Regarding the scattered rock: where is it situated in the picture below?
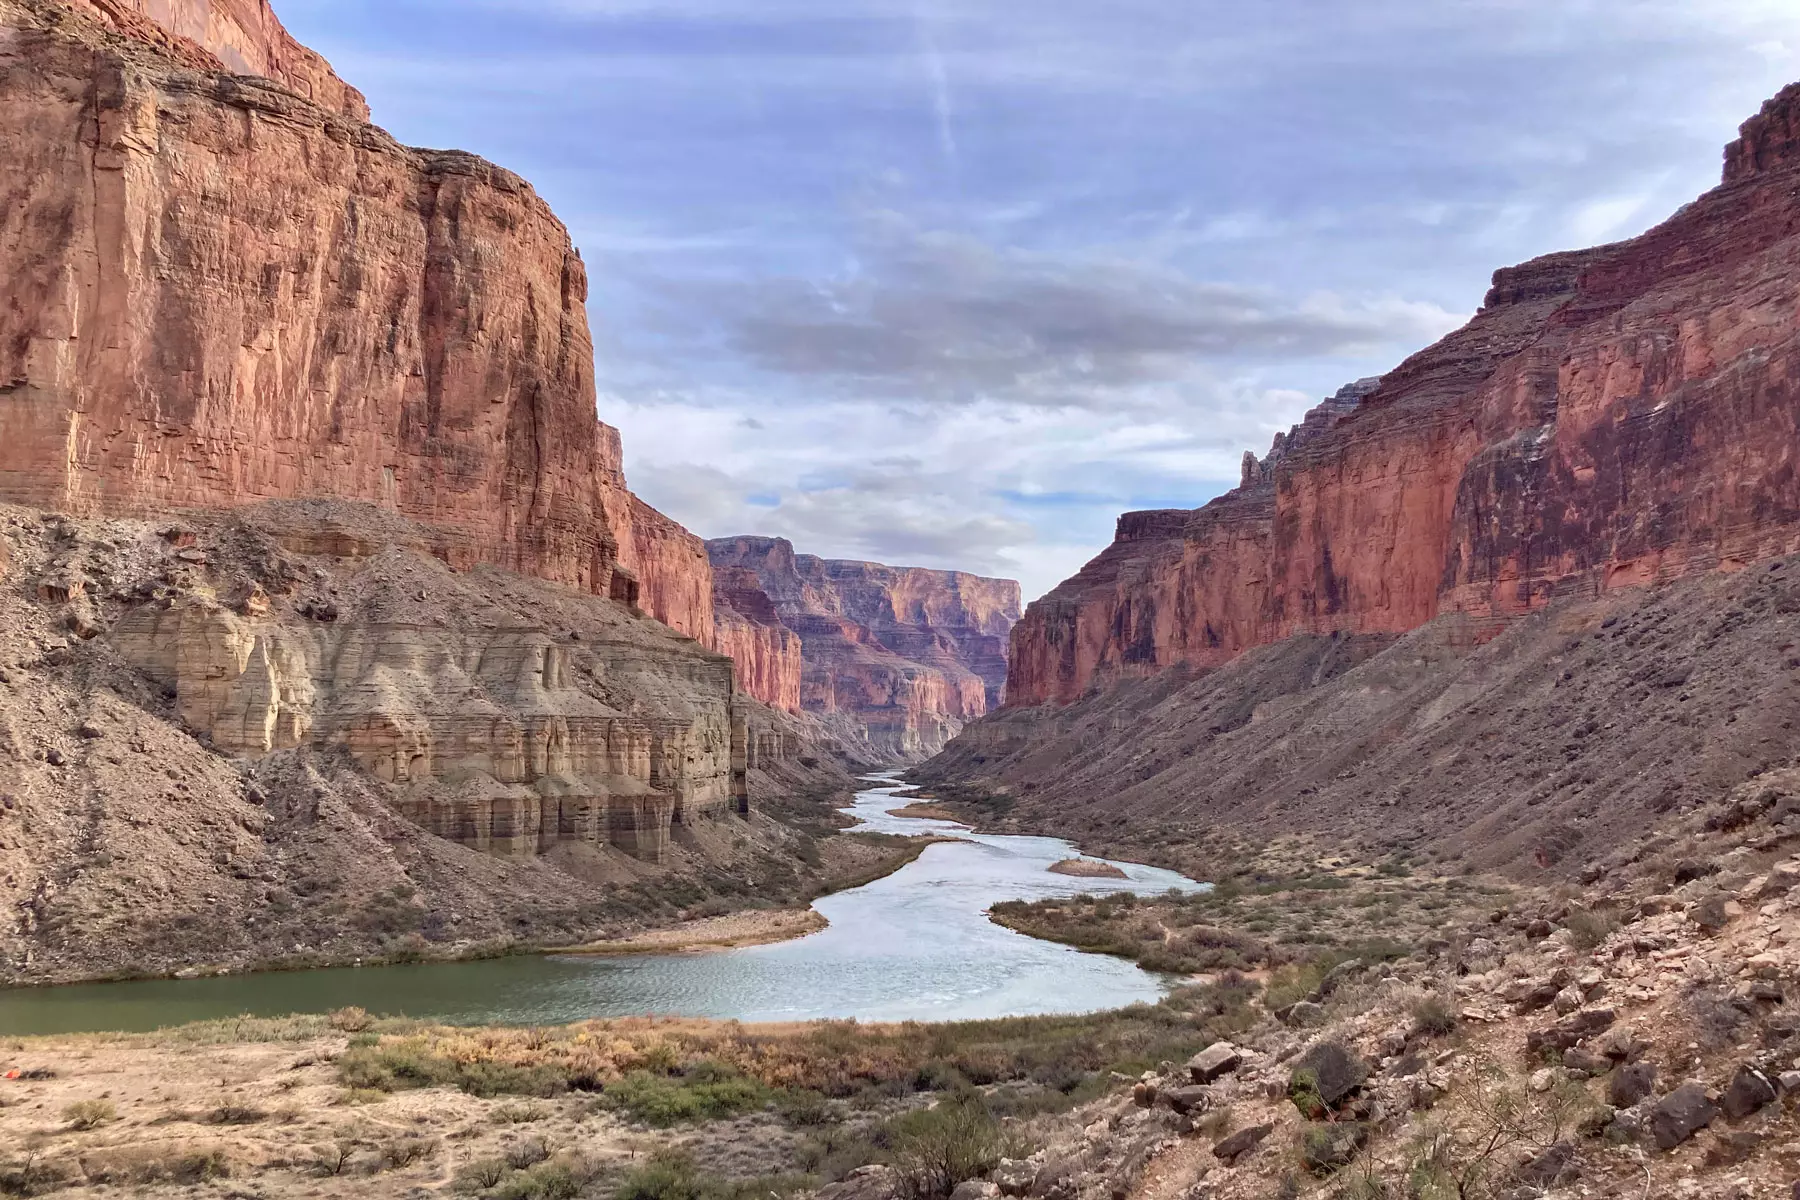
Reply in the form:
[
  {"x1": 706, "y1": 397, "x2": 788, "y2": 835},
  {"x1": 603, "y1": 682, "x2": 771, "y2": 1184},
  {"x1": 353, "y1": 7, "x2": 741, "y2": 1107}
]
[
  {"x1": 1290, "y1": 1040, "x2": 1369, "y2": 1111},
  {"x1": 949, "y1": 1183, "x2": 1000, "y2": 1200},
  {"x1": 1279, "y1": 1001, "x2": 1325, "y2": 1027},
  {"x1": 1163, "y1": 1085, "x2": 1212, "y2": 1115},
  {"x1": 1211, "y1": 1123, "x2": 1273, "y2": 1165},
  {"x1": 1310, "y1": 958, "x2": 1363, "y2": 1002},
  {"x1": 1563, "y1": 1048, "x2": 1610, "y2": 1076},
  {"x1": 991, "y1": 1160, "x2": 1035, "y2": 1198},
  {"x1": 1650, "y1": 1082, "x2": 1718, "y2": 1151},
  {"x1": 1513, "y1": 1140, "x2": 1578, "y2": 1189},
  {"x1": 1610, "y1": 1062, "x2": 1658, "y2": 1108},
  {"x1": 1188, "y1": 1043, "x2": 1243, "y2": 1084},
  {"x1": 817, "y1": 1165, "x2": 900, "y2": 1200},
  {"x1": 1720, "y1": 1065, "x2": 1777, "y2": 1120},
  {"x1": 1691, "y1": 894, "x2": 1731, "y2": 932},
  {"x1": 1527, "y1": 1009, "x2": 1616, "y2": 1056}
]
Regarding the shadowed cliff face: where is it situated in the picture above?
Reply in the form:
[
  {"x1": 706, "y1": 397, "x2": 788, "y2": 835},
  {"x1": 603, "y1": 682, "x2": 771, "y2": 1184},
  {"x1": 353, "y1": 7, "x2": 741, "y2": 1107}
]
[
  {"x1": 1004, "y1": 82, "x2": 1800, "y2": 709},
  {"x1": 0, "y1": 0, "x2": 717, "y2": 650},
  {"x1": 707, "y1": 537, "x2": 1021, "y2": 761}
]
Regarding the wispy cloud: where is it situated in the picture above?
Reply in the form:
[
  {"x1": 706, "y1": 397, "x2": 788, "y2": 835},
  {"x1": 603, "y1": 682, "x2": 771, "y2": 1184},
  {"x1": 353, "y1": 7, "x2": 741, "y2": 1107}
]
[{"x1": 275, "y1": 0, "x2": 1800, "y2": 598}]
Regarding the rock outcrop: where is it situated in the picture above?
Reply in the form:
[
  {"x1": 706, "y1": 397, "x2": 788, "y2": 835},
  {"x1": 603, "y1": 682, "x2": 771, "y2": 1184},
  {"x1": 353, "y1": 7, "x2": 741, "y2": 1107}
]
[
  {"x1": 0, "y1": 0, "x2": 714, "y2": 645},
  {"x1": 707, "y1": 537, "x2": 1020, "y2": 761},
  {"x1": 1005, "y1": 88, "x2": 1800, "y2": 708},
  {"x1": 60, "y1": 0, "x2": 369, "y2": 119}
]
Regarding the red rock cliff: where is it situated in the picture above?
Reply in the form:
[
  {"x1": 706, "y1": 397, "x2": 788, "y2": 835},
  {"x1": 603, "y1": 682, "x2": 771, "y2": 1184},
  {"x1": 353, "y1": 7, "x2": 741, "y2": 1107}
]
[
  {"x1": 708, "y1": 537, "x2": 1021, "y2": 760},
  {"x1": 0, "y1": 0, "x2": 715, "y2": 645},
  {"x1": 62, "y1": 0, "x2": 368, "y2": 119},
  {"x1": 1009, "y1": 83, "x2": 1800, "y2": 707}
]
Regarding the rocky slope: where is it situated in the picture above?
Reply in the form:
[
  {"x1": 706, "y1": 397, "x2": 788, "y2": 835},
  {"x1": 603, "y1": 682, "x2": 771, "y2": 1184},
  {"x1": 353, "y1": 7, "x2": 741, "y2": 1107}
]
[
  {"x1": 0, "y1": 0, "x2": 876, "y2": 984},
  {"x1": 707, "y1": 537, "x2": 1021, "y2": 761},
  {"x1": 923, "y1": 82, "x2": 1800, "y2": 875},
  {"x1": 1006, "y1": 85, "x2": 1800, "y2": 708},
  {"x1": 0, "y1": 500, "x2": 859, "y2": 985}
]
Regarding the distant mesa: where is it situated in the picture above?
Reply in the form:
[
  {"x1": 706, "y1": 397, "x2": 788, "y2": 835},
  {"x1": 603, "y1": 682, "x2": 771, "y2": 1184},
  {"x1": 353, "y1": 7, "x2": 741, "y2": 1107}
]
[{"x1": 707, "y1": 537, "x2": 1021, "y2": 763}]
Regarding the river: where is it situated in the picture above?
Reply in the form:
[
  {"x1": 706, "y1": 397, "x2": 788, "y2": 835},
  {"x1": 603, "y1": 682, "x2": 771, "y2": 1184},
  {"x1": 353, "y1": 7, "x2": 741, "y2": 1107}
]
[{"x1": 0, "y1": 775, "x2": 1202, "y2": 1034}]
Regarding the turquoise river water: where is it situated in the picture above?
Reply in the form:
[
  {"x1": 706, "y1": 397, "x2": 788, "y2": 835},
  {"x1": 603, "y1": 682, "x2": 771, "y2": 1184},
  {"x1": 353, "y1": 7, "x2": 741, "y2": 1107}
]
[{"x1": 0, "y1": 775, "x2": 1202, "y2": 1034}]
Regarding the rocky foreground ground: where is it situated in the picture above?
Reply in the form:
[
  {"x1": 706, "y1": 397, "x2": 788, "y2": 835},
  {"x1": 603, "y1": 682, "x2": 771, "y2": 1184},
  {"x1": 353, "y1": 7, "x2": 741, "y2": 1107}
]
[{"x1": 8, "y1": 774, "x2": 1800, "y2": 1199}]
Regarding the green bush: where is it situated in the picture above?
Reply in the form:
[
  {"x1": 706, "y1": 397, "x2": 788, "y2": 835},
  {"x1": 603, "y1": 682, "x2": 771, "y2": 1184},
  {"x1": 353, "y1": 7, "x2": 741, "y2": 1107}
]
[
  {"x1": 599, "y1": 1064, "x2": 769, "y2": 1127},
  {"x1": 888, "y1": 1091, "x2": 1005, "y2": 1200}
]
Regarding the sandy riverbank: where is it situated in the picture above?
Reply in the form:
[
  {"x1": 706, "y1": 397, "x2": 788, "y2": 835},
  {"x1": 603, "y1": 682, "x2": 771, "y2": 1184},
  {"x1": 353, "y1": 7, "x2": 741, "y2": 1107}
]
[{"x1": 561, "y1": 908, "x2": 829, "y2": 956}]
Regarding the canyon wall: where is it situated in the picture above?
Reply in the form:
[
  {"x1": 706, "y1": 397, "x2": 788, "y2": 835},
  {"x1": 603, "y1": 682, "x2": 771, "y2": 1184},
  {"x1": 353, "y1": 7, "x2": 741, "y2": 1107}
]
[
  {"x1": 707, "y1": 537, "x2": 1020, "y2": 760},
  {"x1": 61, "y1": 0, "x2": 368, "y2": 119},
  {"x1": 1005, "y1": 84, "x2": 1800, "y2": 708},
  {"x1": 0, "y1": 0, "x2": 715, "y2": 647}
]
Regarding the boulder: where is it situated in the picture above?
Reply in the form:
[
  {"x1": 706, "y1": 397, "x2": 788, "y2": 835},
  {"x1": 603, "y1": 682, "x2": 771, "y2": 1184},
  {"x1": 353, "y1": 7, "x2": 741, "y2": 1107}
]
[
  {"x1": 1513, "y1": 1141, "x2": 1578, "y2": 1189},
  {"x1": 1691, "y1": 894, "x2": 1730, "y2": 932},
  {"x1": 1720, "y1": 1066, "x2": 1777, "y2": 1120},
  {"x1": 1279, "y1": 1001, "x2": 1326, "y2": 1026},
  {"x1": 1650, "y1": 1082, "x2": 1717, "y2": 1151},
  {"x1": 949, "y1": 1184, "x2": 1000, "y2": 1200},
  {"x1": 1526, "y1": 1009, "x2": 1616, "y2": 1056},
  {"x1": 1187, "y1": 1043, "x2": 1243, "y2": 1084},
  {"x1": 1515, "y1": 981, "x2": 1561, "y2": 1013},
  {"x1": 1164, "y1": 1085, "x2": 1212, "y2": 1115},
  {"x1": 1610, "y1": 1062, "x2": 1658, "y2": 1108},
  {"x1": 1310, "y1": 958, "x2": 1364, "y2": 1002},
  {"x1": 990, "y1": 1160, "x2": 1036, "y2": 1198},
  {"x1": 1290, "y1": 1041, "x2": 1369, "y2": 1111},
  {"x1": 818, "y1": 1166, "x2": 901, "y2": 1200},
  {"x1": 1562, "y1": 1048, "x2": 1610, "y2": 1076},
  {"x1": 1211, "y1": 1123, "x2": 1273, "y2": 1164}
]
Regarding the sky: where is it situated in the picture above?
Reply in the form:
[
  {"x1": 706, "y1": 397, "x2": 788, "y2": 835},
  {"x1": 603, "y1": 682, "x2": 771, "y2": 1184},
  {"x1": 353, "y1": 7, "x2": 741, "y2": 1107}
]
[{"x1": 278, "y1": 0, "x2": 1800, "y2": 602}]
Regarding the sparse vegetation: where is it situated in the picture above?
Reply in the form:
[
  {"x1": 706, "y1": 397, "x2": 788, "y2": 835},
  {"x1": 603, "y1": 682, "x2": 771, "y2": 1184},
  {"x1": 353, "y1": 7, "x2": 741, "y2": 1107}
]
[{"x1": 60, "y1": 1099, "x2": 115, "y2": 1130}]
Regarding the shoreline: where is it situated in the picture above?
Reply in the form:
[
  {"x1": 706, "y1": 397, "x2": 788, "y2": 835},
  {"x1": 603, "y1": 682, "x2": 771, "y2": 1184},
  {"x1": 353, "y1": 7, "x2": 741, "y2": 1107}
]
[
  {"x1": 0, "y1": 827, "x2": 954, "y2": 993},
  {"x1": 559, "y1": 907, "x2": 830, "y2": 956}
]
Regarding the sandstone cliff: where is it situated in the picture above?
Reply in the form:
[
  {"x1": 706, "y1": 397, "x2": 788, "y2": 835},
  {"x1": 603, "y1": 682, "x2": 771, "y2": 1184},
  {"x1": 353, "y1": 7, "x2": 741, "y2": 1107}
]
[
  {"x1": 1006, "y1": 84, "x2": 1800, "y2": 708},
  {"x1": 61, "y1": 0, "x2": 368, "y2": 119},
  {"x1": 708, "y1": 537, "x2": 1020, "y2": 761},
  {"x1": 0, "y1": 0, "x2": 715, "y2": 646}
]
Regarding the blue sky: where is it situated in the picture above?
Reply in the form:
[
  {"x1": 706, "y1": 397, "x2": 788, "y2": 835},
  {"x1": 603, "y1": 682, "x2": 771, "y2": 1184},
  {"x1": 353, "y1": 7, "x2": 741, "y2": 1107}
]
[{"x1": 280, "y1": 0, "x2": 1800, "y2": 601}]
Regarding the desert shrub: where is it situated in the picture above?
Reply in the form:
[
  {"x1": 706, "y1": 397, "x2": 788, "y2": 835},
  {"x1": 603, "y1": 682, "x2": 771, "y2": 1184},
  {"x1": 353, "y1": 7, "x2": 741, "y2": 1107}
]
[
  {"x1": 380, "y1": 1135, "x2": 438, "y2": 1169},
  {"x1": 0, "y1": 1151, "x2": 72, "y2": 1197},
  {"x1": 888, "y1": 1091, "x2": 1005, "y2": 1200},
  {"x1": 205, "y1": 1101, "x2": 266, "y2": 1125},
  {"x1": 495, "y1": 1154, "x2": 601, "y2": 1200},
  {"x1": 504, "y1": 1139, "x2": 552, "y2": 1171},
  {"x1": 1563, "y1": 909, "x2": 1616, "y2": 952},
  {"x1": 312, "y1": 1141, "x2": 358, "y2": 1177},
  {"x1": 1410, "y1": 994, "x2": 1459, "y2": 1038},
  {"x1": 458, "y1": 1157, "x2": 509, "y2": 1189},
  {"x1": 773, "y1": 1089, "x2": 835, "y2": 1127},
  {"x1": 329, "y1": 1006, "x2": 373, "y2": 1033},
  {"x1": 598, "y1": 1064, "x2": 768, "y2": 1127},
  {"x1": 82, "y1": 1145, "x2": 230, "y2": 1186},
  {"x1": 61, "y1": 1100, "x2": 116, "y2": 1130},
  {"x1": 494, "y1": 1102, "x2": 551, "y2": 1124}
]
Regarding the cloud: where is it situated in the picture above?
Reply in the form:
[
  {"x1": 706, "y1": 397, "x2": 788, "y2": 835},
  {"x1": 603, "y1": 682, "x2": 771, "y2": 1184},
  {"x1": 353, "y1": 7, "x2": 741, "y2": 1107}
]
[
  {"x1": 276, "y1": 0, "x2": 1800, "y2": 602},
  {"x1": 641, "y1": 217, "x2": 1463, "y2": 412}
]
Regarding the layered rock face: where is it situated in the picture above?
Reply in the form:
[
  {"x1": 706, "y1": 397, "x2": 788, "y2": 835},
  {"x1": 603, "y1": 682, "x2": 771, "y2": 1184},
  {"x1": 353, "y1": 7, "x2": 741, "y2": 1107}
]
[
  {"x1": 707, "y1": 537, "x2": 1020, "y2": 761},
  {"x1": 1007, "y1": 87, "x2": 1800, "y2": 707},
  {"x1": 0, "y1": 0, "x2": 712, "y2": 644},
  {"x1": 98, "y1": 503, "x2": 750, "y2": 864}
]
